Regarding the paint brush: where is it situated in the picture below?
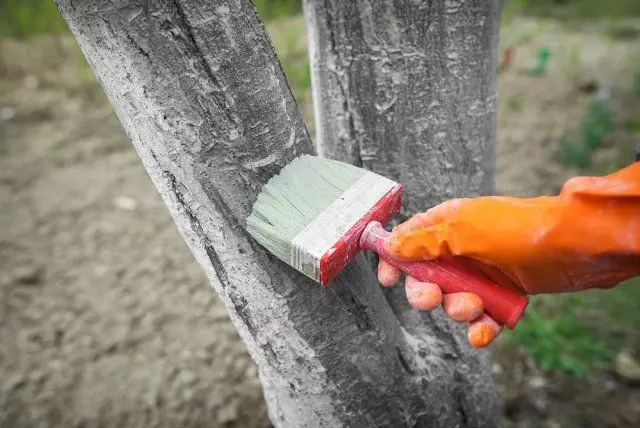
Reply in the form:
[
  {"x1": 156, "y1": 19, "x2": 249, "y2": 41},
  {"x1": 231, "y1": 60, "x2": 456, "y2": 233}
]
[{"x1": 246, "y1": 155, "x2": 528, "y2": 329}]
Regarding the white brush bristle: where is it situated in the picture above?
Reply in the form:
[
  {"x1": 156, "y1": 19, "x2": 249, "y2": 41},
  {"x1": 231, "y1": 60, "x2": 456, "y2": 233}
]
[{"x1": 246, "y1": 155, "x2": 368, "y2": 263}]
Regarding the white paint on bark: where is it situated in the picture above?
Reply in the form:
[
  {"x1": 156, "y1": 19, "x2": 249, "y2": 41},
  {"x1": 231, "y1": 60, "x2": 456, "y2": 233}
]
[
  {"x1": 305, "y1": 0, "x2": 500, "y2": 212},
  {"x1": 290, "y1": 171, "x2": 396, "y2": 280},
  {"x1": 304, "y1": 0, "x2": 503, "y2": 426},
  {"x1": 56, "y1": 0, "x2": 500, "y2": 426}
]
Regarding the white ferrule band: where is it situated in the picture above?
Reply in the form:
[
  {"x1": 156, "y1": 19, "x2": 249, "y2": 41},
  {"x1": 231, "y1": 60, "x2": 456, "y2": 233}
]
[{"x1": 290, "y1": 172, "x2": 397, "y2": 281}]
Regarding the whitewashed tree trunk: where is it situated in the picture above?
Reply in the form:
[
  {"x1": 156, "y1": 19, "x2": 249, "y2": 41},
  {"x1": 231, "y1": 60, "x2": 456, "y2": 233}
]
[
  {"x1": 304, "y1": 0, "x2": 500, "y2": 212},
  {"x1": 55, "y1": 0, "x2": 498, "y2": 426},
  {"x1": 304, "y1": 0, "x2": 502, "y2": 422}
]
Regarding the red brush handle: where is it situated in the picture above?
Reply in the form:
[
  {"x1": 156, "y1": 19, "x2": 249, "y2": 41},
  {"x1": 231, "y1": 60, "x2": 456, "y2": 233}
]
[{"x1": 360, "y1": 222, "x2": 528, "y2": 329}]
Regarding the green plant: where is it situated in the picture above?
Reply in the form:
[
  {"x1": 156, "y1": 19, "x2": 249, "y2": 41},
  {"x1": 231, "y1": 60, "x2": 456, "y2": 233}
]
[
  {"x1": 530, "y1": 46, "x2": 552, "y2": 75},
  {"x1": 558, "y1": 136, "x2": 590, "y2": 168},
  {"x1": 506, "y1": 98, "x2": 523, "y2": 112},
  {"x1": 624, "y1": 117, "x2": 640, "y2": 132},
  {"x1": 508, "y1": 306, "x2": 611, "y2": 379},
  {"x1": 501, "y1": 0, "x2": 526, "y2": 25},
  {"x1": 287, "y1": 61, "x2": 312, "y2": 90},
  {"x1": 519, "y1": 0, "x2": 640, "y2": 20},
  {"x1": 0, "y1": 0, "x2": 302, "y2": 38},
  {"x1": 267, "y1": 14, "x2": 311, "y2": 106},
  {"x1": 0, "y1": 0, "x2": 67, "y2": 37},
  {"x1": 280, "y1": 27, "x2": 311, "y2": 91},
  {"x1": 253, "y1": 0, "x2": 302, "y2": 21},
  {"x1": 557, "y1": 98, "x2": 613, "y2": 168},
  {"x1": 583, "y1": 100, "x2": 613, "y2": 148},
  {"x1": 503, "y1": 278, "x2": 640, "y2": 381}
]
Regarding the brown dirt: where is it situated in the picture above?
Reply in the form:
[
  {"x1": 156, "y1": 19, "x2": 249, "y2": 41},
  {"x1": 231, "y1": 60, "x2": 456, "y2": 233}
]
[
  {"x1": 496, "y1": 17, "x2": 640, "y2": 197},
  {"x1": 0, "y1": 36, "x2": 268, "y2": 428},
  {"x1": 0, "y1": 17, "x2": 638, "y2": 428}
]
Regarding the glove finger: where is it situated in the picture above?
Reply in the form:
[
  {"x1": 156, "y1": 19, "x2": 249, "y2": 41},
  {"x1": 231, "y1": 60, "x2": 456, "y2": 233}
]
[
  {"x1": 442, "y1": 292, "x2": 484, "y2": 323},
  {"x1": 467, "y1": 314, "x2": 503, "y2": 348},
  {"x1": 406, "y1": 276, "x2": 442, "y2": 310},
  {"x1": 377, "y1": 258, "x2": 402, "y2": 287}
]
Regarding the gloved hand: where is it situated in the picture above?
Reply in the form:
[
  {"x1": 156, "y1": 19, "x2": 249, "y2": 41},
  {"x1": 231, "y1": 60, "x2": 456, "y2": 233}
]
[{"x1": 378, "y1": 162, "x2": 640, "y2": 348}]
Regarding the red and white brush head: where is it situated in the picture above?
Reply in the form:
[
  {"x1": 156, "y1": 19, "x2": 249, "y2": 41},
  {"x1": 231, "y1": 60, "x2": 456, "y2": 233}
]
[
  {"x1": 304, "y1": 182, "x2": 402, "y2": 285},
  {"x1": 246, "y1": 155, "x2": 402, "y2": 284},
  {"x1": 247, "y1": 155, "x2": 529, "y2": 329}
]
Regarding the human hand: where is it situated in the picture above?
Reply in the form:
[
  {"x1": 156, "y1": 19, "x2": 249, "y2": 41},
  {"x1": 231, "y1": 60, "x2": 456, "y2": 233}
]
[
  {"x1": 378, "y1": 254, "x2": 506, "y2": 349},
  {"x1": 378, "y1": 162, "x2": 640, "y2": 348}
]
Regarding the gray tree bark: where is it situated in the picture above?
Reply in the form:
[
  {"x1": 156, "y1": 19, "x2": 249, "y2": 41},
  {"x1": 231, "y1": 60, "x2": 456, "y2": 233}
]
[
  {"x1": 304, "y1": 0, "x2": 499, "y2": 213},
  {"x1": 56, "y1": 0, "x2": 497, "y2": 426},
  {"x1": 304, "y1": 0, "x2": 502, "y2": 422}
]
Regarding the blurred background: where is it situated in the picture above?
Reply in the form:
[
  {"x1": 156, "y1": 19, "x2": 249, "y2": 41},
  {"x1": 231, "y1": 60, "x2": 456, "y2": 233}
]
[{"x1": 1, "y1": 0, "x2": 639, "y2": 427}]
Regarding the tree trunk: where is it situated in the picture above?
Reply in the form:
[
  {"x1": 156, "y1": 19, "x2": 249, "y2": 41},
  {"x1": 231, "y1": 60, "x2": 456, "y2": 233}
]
[
  {"x1": 304, "y1": 0, "x2": 499, "y2": 212},
  {"x1": 304, "y1": 0, "x2": 501, "y2": 422},
  {"x1": 56, "y1": 0, "x2": 498, "y2": 426}
]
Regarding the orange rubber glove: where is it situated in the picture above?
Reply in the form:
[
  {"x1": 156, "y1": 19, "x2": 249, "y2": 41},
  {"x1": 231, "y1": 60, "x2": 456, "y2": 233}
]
[{"x1": 378, "y1": 161, "x2": 640, "y2": 348}]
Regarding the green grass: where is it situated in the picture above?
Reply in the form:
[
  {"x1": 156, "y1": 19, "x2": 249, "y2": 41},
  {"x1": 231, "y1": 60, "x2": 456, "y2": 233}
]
[
  {"x1": 513, "y1": 61, "x2": 640, "y2": 379},
  {"x1": 4, "y1": 0, "x2": 640, "y2": 38},
  {"x1": 518, "y1": 0, "x2": 640, "y2": 20},
  {"x1": 505, "y1": 278, "x2": 640, "y2": 379},
  {"x1": 557, "y1": 98, "x2": 614, "y2": 168},
  {"x1": 505, "y1": 307, "x2": 610, "y2": 379},
  {"x1": 557, "y1": 65, "x2": 640, "y2": 170},
  {"x1": 266, "y1": 15, "x2": 313, "y2": 129},
  {"x1": 285, "y1": 57, "x2": 312, "y2": 91},
  {"x1": 0, "y1": 0, "x2": 67, "y2": 37},
  {"x1": 625, "y1": 117, "x2": 640, "y2": 132},
  {"x1": 0, "y1": 0, "x2": 302, "y2": 38},
  {"x1": 529, "y1": 70, "x2": 640, "y2": 378},
  {"x1": 254, "y1": 0, "x2": 301, "y2": 22},
  {"x1": 506, "y1": 98, "x2": 523, "y2": 112}
]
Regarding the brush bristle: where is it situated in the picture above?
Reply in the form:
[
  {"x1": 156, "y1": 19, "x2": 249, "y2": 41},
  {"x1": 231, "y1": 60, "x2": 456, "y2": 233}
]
[{"x1": 246, "y1": 155, "x2": 368, "y2": 264}]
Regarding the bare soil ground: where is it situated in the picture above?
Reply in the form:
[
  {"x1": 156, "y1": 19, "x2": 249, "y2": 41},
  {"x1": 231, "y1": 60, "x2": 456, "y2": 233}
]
[
  {"x1": 1, "y1": 17, "x2": 639, "y2": 428},
  {"x1": 0, "y1": 36, "x2": 267, "y2": 428},
  {"x1": 496, "y1": 18, "x2": 640, "y2": 197}
]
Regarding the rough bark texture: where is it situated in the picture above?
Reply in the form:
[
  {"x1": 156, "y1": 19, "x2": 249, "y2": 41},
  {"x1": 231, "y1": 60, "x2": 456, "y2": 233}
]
[
  {"x1": 56, "y1": 0, "x2": 497, "y2": 426},
  {"x1": 304, "y1": 0, "x2": 500, "y2": 213},
  {"x1": 304, "y1": 0, "x2": 502, "y2": 425}
]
